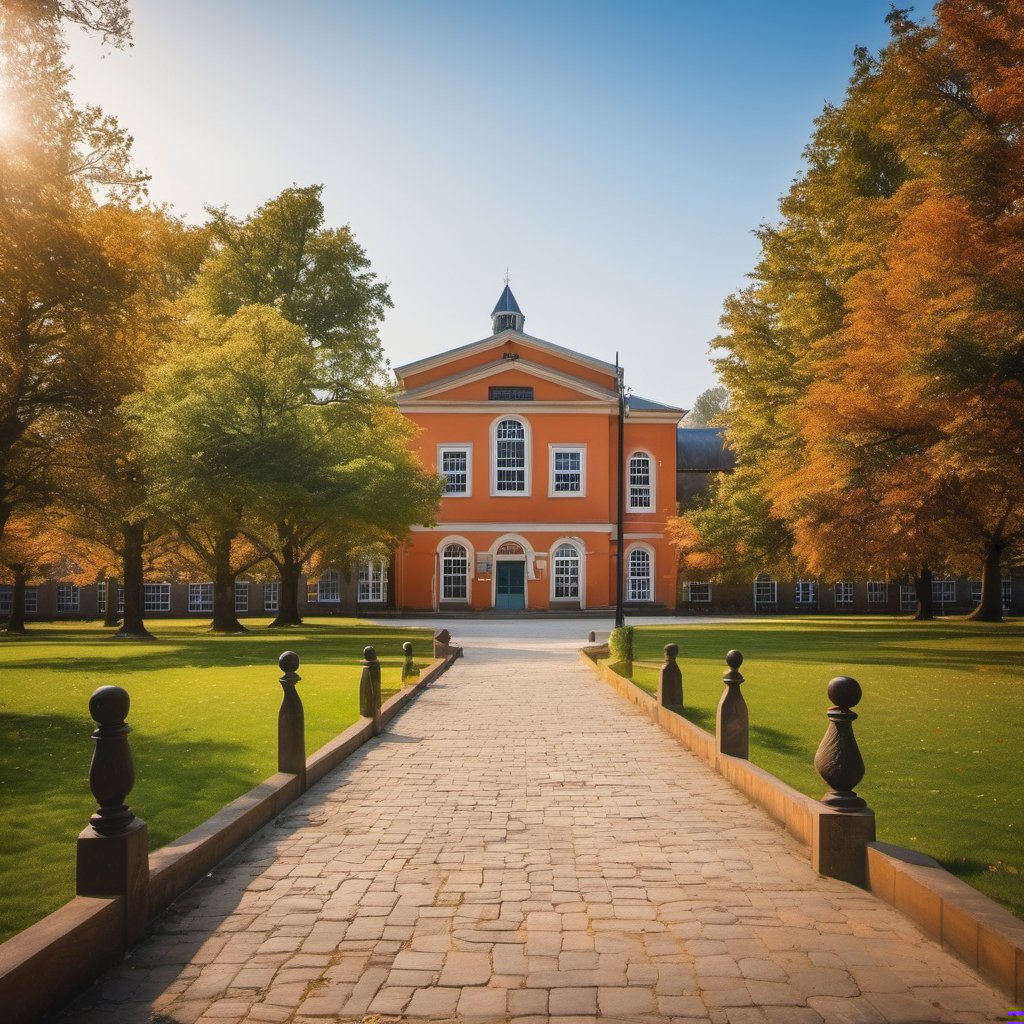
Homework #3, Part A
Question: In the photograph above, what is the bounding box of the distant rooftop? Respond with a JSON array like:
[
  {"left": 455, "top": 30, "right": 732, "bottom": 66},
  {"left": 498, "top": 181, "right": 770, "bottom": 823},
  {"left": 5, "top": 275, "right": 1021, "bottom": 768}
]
[{"left": 677, "top": 427, "right": 735, "bottom": 472}]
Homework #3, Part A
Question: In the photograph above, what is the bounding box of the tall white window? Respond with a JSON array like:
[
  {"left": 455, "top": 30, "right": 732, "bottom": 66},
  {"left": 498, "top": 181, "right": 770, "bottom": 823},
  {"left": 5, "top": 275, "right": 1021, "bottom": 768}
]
[
  {"left": 795, "top": 581, "right": 818, "bottom": 605},
  {"left": 441, "top": 543, "right": 468, "bottom": 600},
  {"left": 628, "top": 452, "right": 653, "bottom": 510},
  {"left": 24, "top": 588, "right": 37, "bottom": 613},
  {"left": 97, "top": 584, "right": 125, "bottom": 615},
  {"left": 687, "top": 582, "right": 712, "bottom": 603},
  {"left": 834, "top": 582, "right": 854, "bottom": 607},
  {"left": 754, "top": 576, "right": 777, "bottom": 610},
  {"left": 552, "top": 543, "right": 581, "bottom": 600},
  {"left": 439, "top": 445, "right": 471, "bottom": 496},
  {"left": 318, "top": 569, "right": 340, "bottom": 603},
  {"left": 235, "top": 581, "right": 249, "bottom": 613},
  {"left": 358, "top": 559, "right": 387, "bottom": 603},
  {"left": 263, "top": 582, "right": 280, "bottom": 612},
  {"left": 550, "top": 446, "right": 585, "bottom": 496},
  {"left": 627, "top": 547, "right": 653, "bottom": 602},
  {"left": 143, "top": 583, "right": 171, "bottom": 612},
  {"left": 56, "top": 584, "right": 80, "bottom": 612},
  {"left": 188, "top": 582, "right": 213, "bottom": 613},
  {"left": 867, "top": 581, "right": 887, "bottom": 604},
  {"left": 932, "top": 579, "right": 956, "bottom": 608},
  {"left": 493, "top": 418, "right": 527, "bottom": 494}
]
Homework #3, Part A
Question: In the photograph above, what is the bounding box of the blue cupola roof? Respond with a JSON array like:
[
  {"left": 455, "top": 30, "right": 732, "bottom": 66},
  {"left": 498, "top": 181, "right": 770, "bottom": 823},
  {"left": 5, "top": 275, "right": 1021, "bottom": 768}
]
[{"left": 491, "top": 284, "right": 525, "bottom": 333}]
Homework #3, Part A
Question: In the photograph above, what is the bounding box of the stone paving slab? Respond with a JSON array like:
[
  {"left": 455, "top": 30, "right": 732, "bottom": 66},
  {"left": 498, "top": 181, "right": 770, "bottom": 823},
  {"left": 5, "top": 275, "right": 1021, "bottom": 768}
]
[{"left": 57, "top": 631, "right": 1008, "bottom": 1023}]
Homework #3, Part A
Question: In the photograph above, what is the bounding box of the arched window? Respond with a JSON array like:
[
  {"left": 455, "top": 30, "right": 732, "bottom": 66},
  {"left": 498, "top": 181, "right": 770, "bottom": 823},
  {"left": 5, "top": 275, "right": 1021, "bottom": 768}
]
[
  {"left": 318, "top": 569, "right": 340, "bottom": 603},
  {"left": 627, "top": 547, "right": 653, "bottom": 602},
  {"left": 628, "top": 452, "right": 653, "bottom": 510},
  {"left": 441, "top": 543, "right": 469, "bottom": 600},
  {"left": 552, "top": 543, "right": 581, "bottom": 600},
  {"left": 493, "top": 417, "right": 528, "bottom": 494}
]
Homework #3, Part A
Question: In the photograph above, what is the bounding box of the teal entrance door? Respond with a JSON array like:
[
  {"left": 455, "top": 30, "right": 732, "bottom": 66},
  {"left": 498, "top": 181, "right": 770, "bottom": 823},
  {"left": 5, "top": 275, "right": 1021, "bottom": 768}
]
[{"left": 495, "top": 561, "right": 526, "bottom": 609}]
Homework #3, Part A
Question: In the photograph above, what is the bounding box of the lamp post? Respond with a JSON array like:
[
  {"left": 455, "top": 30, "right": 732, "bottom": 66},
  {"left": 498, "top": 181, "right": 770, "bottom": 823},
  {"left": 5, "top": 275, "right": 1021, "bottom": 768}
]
[{"left": 615, "top": 356, "right": 626, "bottom": 628}]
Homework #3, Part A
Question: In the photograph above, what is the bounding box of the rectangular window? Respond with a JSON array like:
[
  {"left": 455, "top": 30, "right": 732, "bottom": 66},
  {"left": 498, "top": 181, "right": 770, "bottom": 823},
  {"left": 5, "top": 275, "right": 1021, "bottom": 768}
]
[
  {"left": 550, "top": 446, "right": 585, "bottom": 495},
  {"left": 188, "top": 582, "right": 213, "bottom": 613},
  {"left": 834, "top": 582, "right": 854, "bottom": 608},
  {"left": 628, "top": 454, "right": 652, "bottom": 510},
  {"left": 754, "top": 578, "right": 777, "bottom": 609},
  {"left": 56, "top": 584, "right": 80, "bottom": 612},
  {"left": 24, "top": 588, "right": 37, "bottom": 613},
  {"left": 439, "top": 446, "right": 470, "bottom": 496},
  {"left": 264, "top": 582, "right": 280, "bottom": 612},
  {"left": 97, "top": 583, "right": 124, "bottom": 614},
  {"left": 687, "top": 582, "right": 712, "bottom": 603},
  {"left": 488, "top": 386, "right": 533, "bottom": 401},
  {"left": 318, "top": 571, "right": 340, "bottom": 603},
  {"left": 143, "top": 583, "right": 171, "bottom": 613},
  {"left": 795, "top": 581, "right": 818, "bottom": 605},
  {"left": 0, "top": 587, "right": 11, "bottom": 613},
  {"left": 867, "top": 581, "right": 887, "bottom": 604},
  {"left": 899, "top": 584, "right": 916, "bottom": 611},
  {"left": 494, "top": 419, "right": 527, "bottom": 493},
  {"left": 932, "top": 579, "right": 956, "bottom": 607},
  {"left": 235, "top": 581, "right": 249, "bottom": 613},
  {"left": 358, "top": 560, "right": 387, "bottom": 603}
]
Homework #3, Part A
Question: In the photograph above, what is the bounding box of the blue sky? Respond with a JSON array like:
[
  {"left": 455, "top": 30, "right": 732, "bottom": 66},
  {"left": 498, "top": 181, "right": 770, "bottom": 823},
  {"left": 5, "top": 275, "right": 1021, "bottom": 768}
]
[{"left": 67, "top": 0, "right": 895, "bottom": 407}]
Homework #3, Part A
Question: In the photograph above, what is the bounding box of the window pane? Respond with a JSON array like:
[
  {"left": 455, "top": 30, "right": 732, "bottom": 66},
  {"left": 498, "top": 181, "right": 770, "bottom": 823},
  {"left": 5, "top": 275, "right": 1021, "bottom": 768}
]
[
  {"left": 441, "top": 449, "right": 468, "bottom": 494},
  {"left": 264, "top": 582, "right": 280, "bottom": 611},
  {"left": 235, "top": 581, "right": 249, "bottom": 612},
  {"left": 188, "top": 583, "right": 213, "bottom": 613},
  {"left": 553, "top": 450, "right": 582, "bottom": 493},
  {"left": 318, "top": 571, "right": 340, "bottom": 603},
  {"left": 553, "top": 543, "right": 580, "bottom": 599},
  {"left": 627, "top": 549, "right": 652, "bottom": 601},
  {"left": 495, "top": 419, "right": 525, "bottom": 492},
  {"left": 143, "top": 583, "right": 170, "bottom": 612},
  {"left": 628, "top": 454, "right": 651, "bottom": 508},
  {"left": 442, "top": 544, "right": 468, "bottom": 600}
]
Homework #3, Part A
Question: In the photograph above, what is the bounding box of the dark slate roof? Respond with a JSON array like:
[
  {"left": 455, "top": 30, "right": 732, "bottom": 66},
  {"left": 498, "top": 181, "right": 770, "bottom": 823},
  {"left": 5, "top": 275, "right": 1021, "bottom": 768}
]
[
  {"left": 677, "top": 427, "right": 736, "bottom": 472},
  {"left": 629, "top": 395, "right": 684, "bottom": 414},
  {"left": 492, "top": 285, "right": 522, "bottom": 315}
]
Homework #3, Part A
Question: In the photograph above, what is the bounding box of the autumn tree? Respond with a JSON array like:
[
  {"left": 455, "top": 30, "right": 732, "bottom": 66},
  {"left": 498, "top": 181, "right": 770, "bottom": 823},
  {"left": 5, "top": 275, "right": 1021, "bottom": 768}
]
[
  {"left": 0, "top": 0, "right": 145, "bottom": 544},
  {"left": 0, "top": 510, "right": 68, "bottom": 633}
]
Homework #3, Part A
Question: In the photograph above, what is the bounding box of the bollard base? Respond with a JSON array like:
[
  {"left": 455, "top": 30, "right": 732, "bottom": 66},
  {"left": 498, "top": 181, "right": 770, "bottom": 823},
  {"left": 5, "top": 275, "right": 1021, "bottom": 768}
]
[
  {"left": 76, "top": 817, "right": 149, "bottom": 945},
  {"left": 812, "top": 806, "right": 875, "bottom": 887}
]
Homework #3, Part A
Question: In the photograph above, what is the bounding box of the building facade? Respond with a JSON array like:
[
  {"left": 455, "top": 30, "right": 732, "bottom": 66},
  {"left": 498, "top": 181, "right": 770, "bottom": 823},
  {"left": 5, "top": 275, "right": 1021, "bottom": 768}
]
[{"left": 390, "top": 287, "right": 682, "bottom": 612}]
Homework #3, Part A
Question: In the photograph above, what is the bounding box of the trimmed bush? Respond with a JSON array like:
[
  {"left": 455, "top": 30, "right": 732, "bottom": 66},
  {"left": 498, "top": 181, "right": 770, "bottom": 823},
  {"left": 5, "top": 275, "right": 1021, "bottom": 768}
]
[{"left": 609, "top": 625, "right": 634, "bottom": 665}]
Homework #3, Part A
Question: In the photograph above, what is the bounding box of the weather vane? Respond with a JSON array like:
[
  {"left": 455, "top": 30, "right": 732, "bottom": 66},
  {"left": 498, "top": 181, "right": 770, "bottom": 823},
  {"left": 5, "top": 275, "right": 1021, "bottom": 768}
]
[{"left": 504, "top": 267, "right": 510, "bottom": 286}]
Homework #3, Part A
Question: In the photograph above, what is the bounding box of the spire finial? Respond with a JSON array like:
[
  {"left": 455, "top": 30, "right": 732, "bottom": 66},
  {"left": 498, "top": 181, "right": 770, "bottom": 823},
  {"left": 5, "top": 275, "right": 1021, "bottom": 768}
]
[{"left": 504, "top": 266, "right": 510, "bottom": 286}]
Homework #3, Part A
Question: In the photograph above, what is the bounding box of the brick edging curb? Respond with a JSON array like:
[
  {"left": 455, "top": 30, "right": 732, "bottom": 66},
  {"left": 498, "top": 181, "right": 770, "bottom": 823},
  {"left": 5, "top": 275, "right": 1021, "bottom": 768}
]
[
  {"left": 0, "top": 653, "right": 459, "bottom": 1024},
  {"left": 579, "top": 645, "right": 1024, "bottom": 1003}
]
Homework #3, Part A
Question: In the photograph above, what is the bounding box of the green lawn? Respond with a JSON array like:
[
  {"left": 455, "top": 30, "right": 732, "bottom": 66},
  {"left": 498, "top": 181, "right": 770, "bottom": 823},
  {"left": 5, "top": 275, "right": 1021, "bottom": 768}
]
[
  {"left": 0, "top": 618, "right": 431, "bottom": 944},
  {"left": 623, "top": 616, "right": 1024, "bottom": 920}
]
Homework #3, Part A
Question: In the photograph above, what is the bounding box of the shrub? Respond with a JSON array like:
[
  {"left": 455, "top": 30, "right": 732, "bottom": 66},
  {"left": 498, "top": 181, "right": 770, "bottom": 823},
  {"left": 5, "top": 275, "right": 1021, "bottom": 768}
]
[{"left": 609, "top": 625, "right": 634, "bottom": 665}]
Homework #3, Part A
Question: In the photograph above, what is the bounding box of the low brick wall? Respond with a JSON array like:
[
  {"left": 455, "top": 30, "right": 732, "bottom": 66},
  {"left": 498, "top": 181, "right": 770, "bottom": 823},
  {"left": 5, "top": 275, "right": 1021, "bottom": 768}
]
[
  {"left": 581, "top": 646, "right": 1024, "bottom": 1003},
  {"left": 0, "top": 653, "right": 458, "bottom": 1024}
]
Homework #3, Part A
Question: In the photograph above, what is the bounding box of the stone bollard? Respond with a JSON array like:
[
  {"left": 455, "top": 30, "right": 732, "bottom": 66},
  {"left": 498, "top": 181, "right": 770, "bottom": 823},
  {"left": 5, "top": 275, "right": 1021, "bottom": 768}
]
[
  {"left": 657, "top": 643, "right": 683, "bottom": 709},
  {"left": 360, "top": 645, "right": 383, "bottom": 735},
  {"left": 811, "top": 675, "right": 875, "bottom": 885},
  {"left": 277, "top": 651, "right": 306, "bottom": 787},
  {"left": 716, "top": 649, "right": 749, "bottom": 759},
  {"left": 814, "top": 676, "right": 868, "bottom": 811},
  {"left": 433, "top": 627, "right": 464, "bottom": 659},
  {"left": 401, "top": 640, "right": 419, "bottom": 682},
  {"left": 76, "top": 685, "right": 149, "bottom": 945},
  {"left": 588, "top": 630, "right": 596, "bottom": 643}
]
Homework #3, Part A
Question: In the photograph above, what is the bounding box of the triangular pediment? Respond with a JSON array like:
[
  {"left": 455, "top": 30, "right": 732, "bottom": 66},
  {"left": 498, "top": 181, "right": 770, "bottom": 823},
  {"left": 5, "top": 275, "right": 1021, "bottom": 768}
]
[
  {"left": 395, "top": 329, "right": 619, "bottom": 392},
  {"left": 398, "top": 356, "right": 618, "bottom": 404}
]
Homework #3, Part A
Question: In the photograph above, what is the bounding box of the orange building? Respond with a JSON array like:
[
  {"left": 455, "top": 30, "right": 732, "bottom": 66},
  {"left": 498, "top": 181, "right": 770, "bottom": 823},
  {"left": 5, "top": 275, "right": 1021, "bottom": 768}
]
[{"left": 392, "top": 287, "right": 683, "bottom": 612}]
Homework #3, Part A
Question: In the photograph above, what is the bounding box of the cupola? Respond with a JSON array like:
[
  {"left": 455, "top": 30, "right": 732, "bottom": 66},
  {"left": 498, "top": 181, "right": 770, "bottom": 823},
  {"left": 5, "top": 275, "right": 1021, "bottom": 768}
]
[{"left": 491, "top": 284, "right": 524, "bottom": 334}]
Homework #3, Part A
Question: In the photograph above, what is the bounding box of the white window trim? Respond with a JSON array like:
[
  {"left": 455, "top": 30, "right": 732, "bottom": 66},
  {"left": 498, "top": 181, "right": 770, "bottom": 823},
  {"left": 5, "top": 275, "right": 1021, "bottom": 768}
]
[
  {"left": 490, "top": 415, "right": 531, "bottom": 497},
  {"left": 357, "top": 559, "right": 388, "bottom": 603},
  {"left": 687, "top": 582, "right": 712, "bottom": 603},
  {"left": 625, "top": 543, "right": 655, "bottom": 603},
  {"left": 548, "top": 444, "right": 587, "bottom": 497},
  {"left": 318, "top": 569, "right": 340, "bottom": 603},
  {"left": 438, "top": 537, "right": 473, "bottom": 603},
  {"left": 188, "top": 582, "right": 214, "bottom": 614},
  {"left": 867, "top": 581, "right": 888, "bottom": 604},
  {"left": 143, "top": 582, "right": 171, "bottom": 613},
  {"left": 795, "top": 580, "right": 819, "bottom": 605},
  {"left": 24, "top": 588, "right": 38, "bottom": 613},
  {"left": 56, "top": 583, "right": 80, "bottom": 612},
  {"left": 437, "top": 443, "right": 472, "bottom": 498},
  {"left": 753, "top": 577, "right": 777, "bottom": 609},
  {"left": 264, "top": 581, "right": 280, "bottom": 612},
  {"left": 549, "top": 538, "right": 585, "bottom": 607},
  {"left": 626, "top": 449, "right": 655, "bottom": 513},
  {"left": 235, "top": 580, "right": 249, "bottom": 612}
]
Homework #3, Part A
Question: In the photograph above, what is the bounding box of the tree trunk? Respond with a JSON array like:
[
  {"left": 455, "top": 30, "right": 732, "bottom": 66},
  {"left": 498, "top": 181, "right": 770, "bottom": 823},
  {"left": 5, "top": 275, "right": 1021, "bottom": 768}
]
[
  {"left": 912, "top": 565, "right": 933, "bottom": 621},
  {"left": 967, "top": 542, "right": 1003, "bottom": 622},
  {"left": 102, "top": 577, "right": 121, "bottom": 627},
  {"left": 5, "top": 568, "right": 28, "bottom": 634},
  {"left": 210, "top": 529, "right": 247, "bottom": 633},
  {"left": 270, "top": 549, "right": 303, "bottom": 627},
  {"left": 113, "top": 522, "right": 154, "bottom": 640}
]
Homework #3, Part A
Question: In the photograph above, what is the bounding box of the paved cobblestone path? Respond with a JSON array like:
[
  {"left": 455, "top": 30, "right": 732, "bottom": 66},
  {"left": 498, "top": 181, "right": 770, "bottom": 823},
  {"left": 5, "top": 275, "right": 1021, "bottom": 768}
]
[{"left": 61, "top": 623, "right": 1007, "bottom": 1023}]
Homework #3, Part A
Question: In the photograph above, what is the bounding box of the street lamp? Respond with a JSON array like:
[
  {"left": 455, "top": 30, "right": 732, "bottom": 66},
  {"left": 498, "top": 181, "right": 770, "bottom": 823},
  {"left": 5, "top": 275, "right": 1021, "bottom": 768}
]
[{"left": 615, "top": 358, "right": 629, "bottom": 628}]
